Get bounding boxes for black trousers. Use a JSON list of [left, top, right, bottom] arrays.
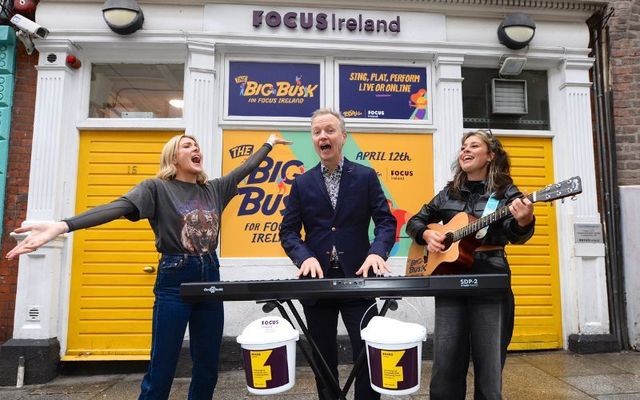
[[302, 268, 380, 400], [430, 250, 515, 400], [429, 291, 515, 400]]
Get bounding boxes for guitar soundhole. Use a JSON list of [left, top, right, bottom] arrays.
[[443, 232, 454, 251]]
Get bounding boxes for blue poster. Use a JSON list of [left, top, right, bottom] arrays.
[[228, 61, 321, 118], [339, 64, 428, 120]]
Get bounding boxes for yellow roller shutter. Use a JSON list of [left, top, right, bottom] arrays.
[[65, 131, 179, 360], [501, 136, 562, 350]]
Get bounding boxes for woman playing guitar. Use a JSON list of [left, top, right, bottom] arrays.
[[406, 130, 535, 400]]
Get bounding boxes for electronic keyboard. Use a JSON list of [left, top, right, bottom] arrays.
[[180, 274, 509, 302]]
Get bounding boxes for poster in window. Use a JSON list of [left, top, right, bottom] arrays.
[[220, 130, 434, 258], [228, 61, 321, 118], [339, 64, 430, 122]]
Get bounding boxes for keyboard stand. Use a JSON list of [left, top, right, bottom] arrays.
[[258, 297, 400, 400]]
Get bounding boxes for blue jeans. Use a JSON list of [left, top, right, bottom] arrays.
[[139, 253, 224, 400]]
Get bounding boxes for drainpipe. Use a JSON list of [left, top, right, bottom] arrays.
[[587, 6, 629, 351]]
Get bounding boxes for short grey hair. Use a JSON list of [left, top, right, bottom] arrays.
[[311, 108, 346, 133]]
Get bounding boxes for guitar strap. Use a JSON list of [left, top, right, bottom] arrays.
[[475, 193, 499, 239]]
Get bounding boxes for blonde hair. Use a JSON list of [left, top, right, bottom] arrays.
[[449, 130, 512, 198], [311, 108, 347, 133], [156, 134, 208, 184]]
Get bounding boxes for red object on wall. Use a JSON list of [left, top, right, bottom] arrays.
[[66, 55, 81, 69], [13, 0, 38, 16]]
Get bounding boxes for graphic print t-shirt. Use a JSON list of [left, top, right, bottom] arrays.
[[122, 144, 271, 254], [122, 177, 238, 254]]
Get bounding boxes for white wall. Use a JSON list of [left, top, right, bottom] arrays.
[[620, 186, 640, 349]]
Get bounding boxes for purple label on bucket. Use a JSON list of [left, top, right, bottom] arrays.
[[368, 345, 419, 390], [242, 345, 290, 389]]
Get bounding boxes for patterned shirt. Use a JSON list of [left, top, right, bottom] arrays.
[[321, 159, 344, 262], [321, 160, 343, 208]]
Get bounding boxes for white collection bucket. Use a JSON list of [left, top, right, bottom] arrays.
[[236, 316, 300, 395], [360, 316, 427, 396]]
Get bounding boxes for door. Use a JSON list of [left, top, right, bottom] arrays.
[[65, 131, 178, 360], [501, 136, 563, 350]]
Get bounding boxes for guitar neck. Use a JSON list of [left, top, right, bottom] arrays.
[[447, 176, 582, 242], [452, 193, 534, 242]]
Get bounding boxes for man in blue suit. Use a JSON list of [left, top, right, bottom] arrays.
[[280, 108, 396, 400]]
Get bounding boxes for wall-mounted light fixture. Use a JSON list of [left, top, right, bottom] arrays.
[[499, 56, 527, 76], [102, 0, 144, 35], [497, 13, 536, 50]]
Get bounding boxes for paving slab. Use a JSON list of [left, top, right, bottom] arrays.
[[503, 354, 529, 365], [0, 388, 28, 400], [502, 362, 594, 399], [20, 394, 98, 400], [28, 380, 115, 396], [587, 353, 640, 375], [596, 394, 640, 400], [518, 352, 626, 377], [562, 374, 640, 397], [87, 380, 141, 400]]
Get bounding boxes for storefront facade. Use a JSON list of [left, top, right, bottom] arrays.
[[3, 0, 612, 380]]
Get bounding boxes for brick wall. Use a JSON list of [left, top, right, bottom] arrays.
[[609, 0, 640, 185], [0, 47, 37, 343]]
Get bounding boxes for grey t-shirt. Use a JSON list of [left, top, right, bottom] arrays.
[[64, 143, 272, 254]]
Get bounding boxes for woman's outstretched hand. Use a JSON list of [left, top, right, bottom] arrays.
[[6, 221, 69, 259], [267, 134, 293, 147]]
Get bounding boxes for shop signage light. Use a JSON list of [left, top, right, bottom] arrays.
[[102, 0, 144, 35], [253, 10, 400, 33], [497, 13, 536, 50]]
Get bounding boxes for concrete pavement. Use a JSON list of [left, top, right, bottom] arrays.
[[1, 351, 639, 399]]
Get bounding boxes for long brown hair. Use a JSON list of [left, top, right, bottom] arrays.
[[449, 130, 512, 198], [156, 134, 208, 184]]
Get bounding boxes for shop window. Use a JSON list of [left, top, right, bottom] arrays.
[[89, 64, 184, 118], [462, 68, 549, 130]]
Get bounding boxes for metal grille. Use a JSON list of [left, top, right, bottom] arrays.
[[27, 305, 40, 321], [492, 79, 528, 115]]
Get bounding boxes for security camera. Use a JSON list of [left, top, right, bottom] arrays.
[[10, 14, 49, 39], [15, 31, 35, 55]]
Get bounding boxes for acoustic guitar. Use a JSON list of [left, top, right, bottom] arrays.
[[405, 176, 583, 276]]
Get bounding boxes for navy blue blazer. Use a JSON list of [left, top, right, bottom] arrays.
[[280, 158, 396, 277]]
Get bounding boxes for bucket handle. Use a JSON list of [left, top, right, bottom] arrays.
[[359, 298, 425, 332]]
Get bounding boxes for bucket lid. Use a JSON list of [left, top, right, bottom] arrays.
[[237, 316, 300, 345], [361, 316, 427, 344]]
